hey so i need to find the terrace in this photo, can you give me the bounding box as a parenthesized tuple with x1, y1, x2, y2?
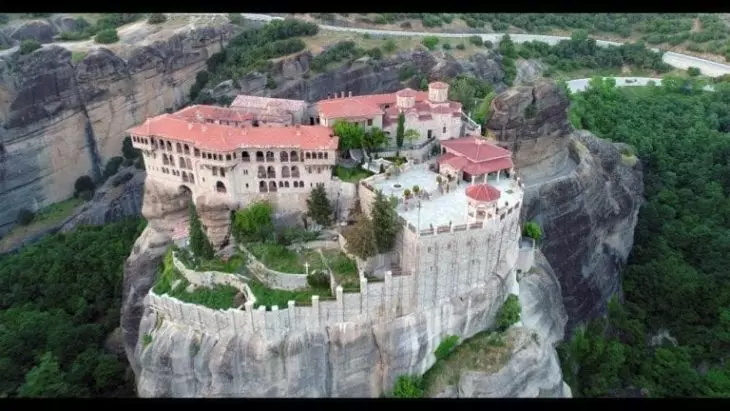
(368, 164, 522, 231)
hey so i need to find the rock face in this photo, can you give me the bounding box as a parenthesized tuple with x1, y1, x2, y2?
(212, 49, 506, 103)
(0, 23, 238, 236)
(6, 20, 59, 44)
(487, 81, 644, 331)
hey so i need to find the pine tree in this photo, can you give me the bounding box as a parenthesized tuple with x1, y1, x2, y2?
(306, 184, 334, 227)
(188, 202, 214, 260)
(18, 352, 73, 397)
(370, 190, 401, 254)
(343, 214, 378, 260)
(396, 113, 405, 149)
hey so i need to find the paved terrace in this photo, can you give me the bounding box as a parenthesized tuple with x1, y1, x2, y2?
(370, 164, 522, 229)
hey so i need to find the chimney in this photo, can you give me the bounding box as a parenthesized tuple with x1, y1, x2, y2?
(348, 91, 352, 97)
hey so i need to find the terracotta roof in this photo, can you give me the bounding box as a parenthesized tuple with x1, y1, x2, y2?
(441, 136, 512, 163)
(127, 115, 338, 152)
(466, 184, 501, 202)
(430, 81, 449, 89)
(440, 154, 469, 170)
(173, 105, 254, 123)
(317, 90, 429, 119)
(462, 157, 514, 175)
(396, 88, 418, 97)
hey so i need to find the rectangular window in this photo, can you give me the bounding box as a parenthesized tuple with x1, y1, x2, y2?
(212, 167, 218, 176)
(367, 119, 373, 126)
(226, 154, 231, 161)
(443, 126, 447, 133)
(243, 170, 248, 175)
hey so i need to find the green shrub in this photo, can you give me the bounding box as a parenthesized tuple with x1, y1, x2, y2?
(400, 21, 412, 29)
(94, 29, 119, 44)
(442, 42, 451, 50)
(19, 40, 41, 55)
(307, 271, 330, 289)
(383, 39, 397, 53)
(366, 47, 383, 60)
(687, 66, 701, 77)
(523, 221, 543, 241)
(434, 335, 459, 360)
(147, 14, 167, 25)
(142, 334, 152, 347)
(422, 36, 439, 51)
(74, 175, 95, 196)
(103, 156, 124, 180)
(391, 375, 424, 398)
(266, 77, 277, 89)
(496, 294, 521, 331)
(468, 35, 483, 47)
(484, 40, 493, 49)
(16, 208, 35, 226)
(456, 43, 465, 50)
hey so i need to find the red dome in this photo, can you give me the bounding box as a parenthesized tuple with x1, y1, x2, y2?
(465, 184, 501, 202)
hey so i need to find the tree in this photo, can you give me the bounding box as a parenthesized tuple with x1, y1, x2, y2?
(383, 39, 397, 53)
(523, 221, 543, 241)
(74, 175, 95, 196)
(421, 36, 439, 51)
(391, 375, 424, 398)
(306, 184, 334, 227)
(19, 40, 41, 55)
(333, 120, 365, 151)
(499, 34, 517, 59)
(17, 352, 73, 397)
(687, 66, 701, 77)
(370, 190, 400, 254)
(495, 294, 521, 331)
(404, 129, 420, 147)
(147, 14, 167, 24)
(232, 201, 274, 243)
(95, 29, 119, 44)
(342, 214, 378, 260)
(188, 202, 214, 259)
(122, 136, 139, 160)
(396, 113, 405, 149)
(362, 127, 388, 153)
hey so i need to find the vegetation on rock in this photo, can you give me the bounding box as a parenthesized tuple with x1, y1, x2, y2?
(232, 201, 274, 244)
(495, 294, 521, 331)
(558, 77, 730, 397)
(147, 14, 167, 25)
(188, 203, 214, 260)
(94, 29, 119, 45)
(522, 221, 543, 241)
(18, 40, 41, 55)
(343, 214, 378, 260)
(0, 219, 145, 397)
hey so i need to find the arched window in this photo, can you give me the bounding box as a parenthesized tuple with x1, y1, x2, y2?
(282, 166, 290, 178)
(267, 166, 276, 178)
(179, 156, 186, 169)
(183, 144, 190, 155)
(176, 142, 182, 153)
(242, 152, 251, 162)
(259, 181, 268, 193)
(186, 158, 192, 169)
(266, 151, 275, 162)
(324, 152, 328, 159)
(299, 181, 304, 188)
(162, 154, 169, 166)
(291, 166, 300, 178)
(189, 174, 195, 184)
(317, 152, 323, 159)
(306, 152, 311, 159)
(182, 172, 189, 183)
(280, 151, 289, 162)
(166, 141, 172, 151)
(290, 151, 299, 162)
(257, 166, 266, 178)
(256, 151, 264, 162)
(278, 181, 283, 188)
(269, 180, 277, 192)
(216, 181, 227, 193)
(284, 181, 290, 188)
(292, 181, 298, 188)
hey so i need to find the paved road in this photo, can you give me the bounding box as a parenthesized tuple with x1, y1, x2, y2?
(566, 76, 715, 93)
(240, 13, 730, 78)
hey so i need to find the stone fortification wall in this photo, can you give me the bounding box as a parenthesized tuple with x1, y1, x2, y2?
(239, 245, 309, 291)
(146, 271, 417, 340)
(171, 253, 252, 298)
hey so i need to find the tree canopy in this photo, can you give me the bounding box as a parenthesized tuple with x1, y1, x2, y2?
(232, 201, 274, 243)
(306, 184, 334, 227)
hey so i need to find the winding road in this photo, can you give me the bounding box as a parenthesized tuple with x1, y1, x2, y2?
(240, 13, 730, 78)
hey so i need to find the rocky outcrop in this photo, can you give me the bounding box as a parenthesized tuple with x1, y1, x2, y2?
(212, 49, 506, 103)
(0, 23, 238, 236)
(194, 194, 232, 249)
(518, 251, 569, 346)
(6, 20, 59, 44)
(488, 81, 644, 331)
(514, 59, 546, 86)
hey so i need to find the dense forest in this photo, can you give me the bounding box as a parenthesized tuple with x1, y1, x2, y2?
(0, 219, 145, 397)
(559, 77, 730, 397)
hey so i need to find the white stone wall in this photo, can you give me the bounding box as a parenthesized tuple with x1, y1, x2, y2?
(238, 245, 310, 291)
(171, 252, 251, 296)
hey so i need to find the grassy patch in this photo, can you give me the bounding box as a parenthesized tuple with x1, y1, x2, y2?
(0, 197, 85, 253)
(142, 334, 152, 348)
(153, 250, 240, 310)
(321, 249, 359, 289)
(71, 51, 88, 63)
(334, 165, 374, 183)
(422, 331, 513, 396)
(621, 153, 639, 167)
(176, 249, 246, 274)
(247, 279, 332, 308)
(246, 242, 328, 274)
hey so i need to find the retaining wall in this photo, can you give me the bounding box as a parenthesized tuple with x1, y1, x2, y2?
(238, 245, 309, 291)
(171, 252, 256, 304)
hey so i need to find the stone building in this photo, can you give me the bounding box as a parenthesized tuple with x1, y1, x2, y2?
(315, 82, 479, 147)
(127, 106, 338, 215)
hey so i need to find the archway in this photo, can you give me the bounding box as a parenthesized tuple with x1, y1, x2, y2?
(216, 181, 227, 193)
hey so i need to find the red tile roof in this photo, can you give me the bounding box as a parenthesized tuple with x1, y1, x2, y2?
(466, 184, 501, 202)
(396, 88, 418, 97)
(441, 136, 512, 163)
(317, 91, 429, 119)
(462, 157, 514, 175)
(229, 95, 308, 113)
(127, 115, 338, 152)
(430, 81, 449, 90)
(173, 105, 254, 123)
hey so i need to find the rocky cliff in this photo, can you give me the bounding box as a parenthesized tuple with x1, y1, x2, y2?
(0, 22, 238, 235)
(487, 81, 644, 332)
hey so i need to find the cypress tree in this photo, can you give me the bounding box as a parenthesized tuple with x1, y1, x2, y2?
(370, 190, 401, 253)
(188, 202, 214, 260)
(306, 184, 334, 227)
(396, 113, 405, 149)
